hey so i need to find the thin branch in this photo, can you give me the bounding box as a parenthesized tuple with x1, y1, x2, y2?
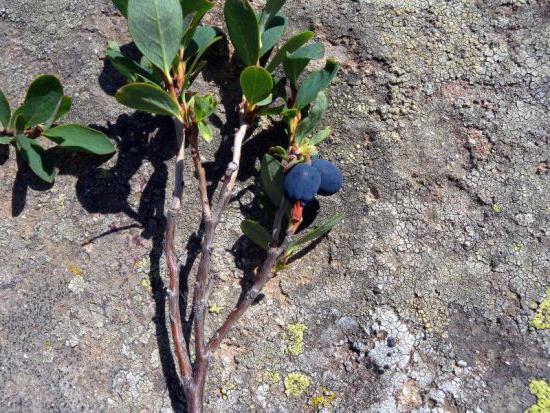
(189, 128, 212, 220)
(206, 199, 293, 354)
(165, 120, 193, 381)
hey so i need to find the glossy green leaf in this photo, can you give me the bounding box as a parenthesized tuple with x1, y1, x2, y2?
(181, 0, 215, 48)
(115, 83, 182, 120)
(241, 220, 271, 250)
(295, 91, 328, 144)
(0, 90, 10, 128)
(260, 15, 286, 57)
(256, 94, 273, 107)
(240, 66, 273, 105)
(186, 26, 221, 73)
(43, 124, 115, 155)
(15, 135, 55, 183)
(128, 0, 183, 75)
(283, 43, 324, 86)
(266, 31, 314, 72)
(295, 60, 339, 110)
(8, 106, 24, 130)
(106, 41, 156, 84)
(197, 121, 213, 142)
(224, 0, 260, 66)
(22, 75, 63, 128)
(0, 136, 12, 145)
(261, 154, 284, 206)
(112, 0, 128, 16)
(309, 126, 331, 146)
(287, 212, 344, 256)
(55, 96, 72, 122)
(193, 94, 218, 122)
(259, 0, 286, 30)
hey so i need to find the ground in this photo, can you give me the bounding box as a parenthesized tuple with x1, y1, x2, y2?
(0, 0, 549, 412)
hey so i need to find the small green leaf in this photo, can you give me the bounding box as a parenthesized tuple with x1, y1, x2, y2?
(8, 106, 24, 130)
(241, 219, 271, 250)
(55, 96, 72, 122)
(193, 94, 218, 122)
(260, 15, 286, 57)
(283, 43, 324, 86)
(15, 135, 55, 183)
(115, 83, 182, 120)
(0, 136, 12, 145)
(266, 31, 314, 72)
(197, 120, 213, 142)
(0, 90, 11, 128)
(261, 154, 284, 206)
(295, 60, 339, 110)
(287, 212, 344, 256)
(257, 105, 285, 117)
(186, 26, 221, 74)
(106, 41, 156, 84)
(295, 91, 328, 144)
(44, 124, 115, 155)
(259, 0, 286, 30)
(270, 146, 287, 157)
(112, 0, 128, 17)
(224, 0, 260, 66)
(181, 0, 215, 48)
(240, 66, 273, 105)
(22, 75, 63, 128)
(128, 0, 184, 75)
(309, 126, 331, 146)
(256, 94, 273, 107)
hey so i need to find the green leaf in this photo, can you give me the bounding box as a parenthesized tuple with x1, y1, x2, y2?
(15, 135, 55, 183)
(193, 94, 218, 122)
(127, 0, 184, 75)
(8, 106, 24, 130)
(181, 0, 215, 48)
(55, 96, 72, 122)
(106, 41, 156, 84)
(287, 212, 344, 256)
(309, 126, 331, 146)
(240, 66, 273, 105)
(197, 120, 213, 142)
(43, 124, 115, 155)
(257, 105, 285, 117)
(295, 91, 328, 144)
(22, 75, 63, 128)
(186, 26, 221, 74)
(295, 60, 339, 110)
(266, 31, 314, 72)
(115, 83, 182, 120)
(256, 94, 273, 107)
(283, 43, 325, 86)
(0, 90, 10, 128)
(261, 154, 284, 206)
(260, 15, 286, 57)
(241, 220, 271, 250)
(224, 0, 260, 66)
(0, 136, 12, 145)
(112, 0, 128, 17)
(259, 0, 286, 30)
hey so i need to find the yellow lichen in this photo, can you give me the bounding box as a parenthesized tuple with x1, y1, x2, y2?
(526, 379, 550, 413)
(219, 383, 236, 400)
(284, 372, 310, 397)
(286, 323, 307, 356)
(492, 203, 503, 213)
(310, 388, 337, 409)
(531, 289, 550, 330)
(140, 278, 151, 290)
(68, 264, 83, 277)
(263, 370, 281, 384)
(208, 303, 222, 314)
(134, 257, 148, 273)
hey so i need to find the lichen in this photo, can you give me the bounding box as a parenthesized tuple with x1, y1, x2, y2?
(68, 263, 83, 277)
(219, 383, 236, 400)
(310, 388, 337, 409)
(284, 372, 310, 397)
(208, 303, 222, 314)
(139, 278, 151, 290)
(286, 323, 307, 356)
(263, 370, 281, 384)
(531, 289, 550, 330)
(526, 380, 550, 413)
(492, 203, 503, 213)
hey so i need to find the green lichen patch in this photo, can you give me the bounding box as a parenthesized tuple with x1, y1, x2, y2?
(263, 370, 281, 385)
(208, 303, 222, 314)
(310, 388, 337, 409)
(284, 372, 310, 397)
(531, 289, 550, 330)
(526, 379, 550, 413)
(286, 323, 307, 356)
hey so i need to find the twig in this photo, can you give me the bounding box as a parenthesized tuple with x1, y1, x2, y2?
(164, 120, 193, 381)
(206, 199, 292, 354)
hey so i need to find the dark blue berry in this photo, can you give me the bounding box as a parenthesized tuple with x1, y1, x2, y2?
(283, 163, 321, 203)
(312, 159, 343, 196)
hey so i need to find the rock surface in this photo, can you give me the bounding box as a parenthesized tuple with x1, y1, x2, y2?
(0, 0, 549, 412)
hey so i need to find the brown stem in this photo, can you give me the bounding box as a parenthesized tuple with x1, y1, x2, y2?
(206, 199, 291, 354)
(165, 120, 193, 381)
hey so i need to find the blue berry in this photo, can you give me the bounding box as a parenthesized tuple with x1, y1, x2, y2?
(312, 159, 343, 196)
(283, 163, 321, 203)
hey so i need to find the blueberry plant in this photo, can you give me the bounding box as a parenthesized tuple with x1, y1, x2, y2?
(0, 76, 114, 182)
(109, 0, 343, 411)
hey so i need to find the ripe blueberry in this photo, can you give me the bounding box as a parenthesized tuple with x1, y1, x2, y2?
(283, 163, 321, 204)
(312, 159, 343, 196)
